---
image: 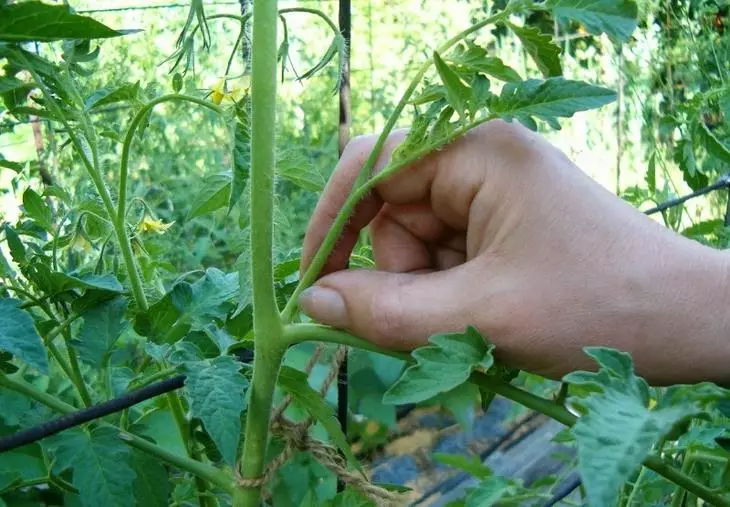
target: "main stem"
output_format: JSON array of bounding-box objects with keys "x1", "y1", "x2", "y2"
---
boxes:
[{"x1": 235, "y1": 1, "x2": 283, "y2": 506}]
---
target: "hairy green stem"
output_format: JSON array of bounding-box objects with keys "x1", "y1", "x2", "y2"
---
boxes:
[
  {"x1": 0, "y1": 373, "x2": 233, "y2": 493},
  {"x1": 281, "y1": 10, "x2": 512, "y2": 321},
  {"x1": 235, "y1": 1, "x2": 283, "y2": 506},
  {"x1": 282, "y1": 323, "x2": 730, "y2": 507},
  {"x1": 117, "y1": 94, "x2": 222, "y2": 311},
  {"x1": 235, "y1": 344, "x2": 286, "y2": 506},
  {"x1": 62, "y1": 333, "x2": 93, "y2": 407}
]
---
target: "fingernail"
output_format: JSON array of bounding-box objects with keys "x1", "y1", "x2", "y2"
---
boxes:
[{"x1": 299, "y1": 286, "x2": 349, "y2": 328}]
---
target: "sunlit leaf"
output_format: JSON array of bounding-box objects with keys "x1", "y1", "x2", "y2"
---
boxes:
[
  {"x1": 506, "y1": 23, "x2": 562, "y2": 77},
  {"x1": 546, "y1": 0, "x2": 639, "y2": 42},
  {"x1": 0, "y1": 2, "x2": 137, "y2": 42},
  {"x1": 22, "y1": 187, "x2": 53, "y2": 232},
  {"x1": 433, "y1": 50, "x2": 470, "y2": 119},
  {"x1": 490, "y1": 77, "x2": 616, "y2": 129}
]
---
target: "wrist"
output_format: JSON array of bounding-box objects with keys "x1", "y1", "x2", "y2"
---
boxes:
[{"x1": 639, "y1": 235, "x2": 730, "y2": 386}]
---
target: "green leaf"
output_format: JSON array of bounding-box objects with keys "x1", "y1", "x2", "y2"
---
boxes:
[
  {"x1": 172, "y1": 73, "x2": 183, "y2": 93},
  {"x1": 546, "y1": 0, "x2": 639, "y2": 42},
  {"x1": 187, "y1": 171, "x2": 231, "y2": 219},
  {"x1": 465, "y1": 477, "x2": 513, "y2": 507},
  {"x1": 278, "y1": 365, "x2": 363, "y2": 474},
  {"x1": 182, "y1": 355, "x2": 248, "y2": 465},
  {"x1": 645, "y1": 151, "x2": 656, "y2": 192},
  {"x1": 565, "y1": 347, "x2": 701, "y2": 506},
  {"x1": 490, "y1": 77, "x2": 616, "y2": 129},
  {"x1": 0, "y1": 448, "x2": 46, "y2": 490},
  {"x1": 447, "y1": 41, "x2": 522, "y2": 82},
  {"x1": 278, "y1": 151, "x2": 327, "y2": 193},
  {"x1": 185, "y1": 267, "x2": 239, "y2": 323},
  {"x1": 506, "y1": 23, "x2": 562, "y2": 77},
  {"x1": 4, "y1": 224, "x2": 26, "y2": 265},
  {"x1": 0, "y1": 298, "x2": 48, "y2": 374},
  {"x1": 228, "y1": 108, "x2": 251, "y2": 213},
  {"x1": 382, "y1": 326, "x2": 493, "y2": 405},
  {"x1": 25, "y1": 263, "x2": 124, "y2": 296},
  {"x1": 73, "y1": 296, "x2": 128, "y2": 368},
  {"x1": 698, "y1": 123, "x2": 730, "y2": 164},
  {"x1": 84, "y1": 82, "x2": 140, "y2": 110},
  {"x1": 0, "y1": 2, "x2": 135, "y2": 42},
  {"x1": 433, "y1": 452, "x2": 492, "y2": 480},
  {"x1": 22, "y1": 188, "x2": 53, "y2": 232},
  {"x1": 433, "y1": 51, "x2": 470, "y2": 118},
  {"x1": 131, "y1": 451, "x2": 170, "y2": 507},
  {"x1": 0, "y1": 76, "x2": 25, "y2": 95},
  {"x1": 47, "y1": 426, "x2": 136, "y2": 507}
]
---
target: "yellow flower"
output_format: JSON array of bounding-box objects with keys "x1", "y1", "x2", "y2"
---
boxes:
[
  {"x1": 72, "y1": 233, "x2": 92, "y2": 252},
  {"x1": 210, "y1": 76, "x2": 250, "y2": 105},
  {"x1": 138, "y1": 215, "x2": 174, "y2": 235}
]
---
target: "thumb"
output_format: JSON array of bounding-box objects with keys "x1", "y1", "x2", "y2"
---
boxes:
[{"x1": 298, "y1": 266, "x2": 479, "y2": 350}]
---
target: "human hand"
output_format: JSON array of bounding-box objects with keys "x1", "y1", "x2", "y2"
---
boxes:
[{"x1": 299, "y1": 120, "x2": 730, "y2": 385}]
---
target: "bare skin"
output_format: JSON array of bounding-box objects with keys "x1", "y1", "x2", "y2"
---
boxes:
[{"x1": 299, "y1": 120, "x2": 730, "y2": 386}]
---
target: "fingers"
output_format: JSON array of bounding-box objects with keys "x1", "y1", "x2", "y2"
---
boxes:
[
  {"x1": 300, "y1": 131, "x2": 407, "y2": 276},
  {"x1": 298, "y1": 262, "x2": 484, "y2": 350}
]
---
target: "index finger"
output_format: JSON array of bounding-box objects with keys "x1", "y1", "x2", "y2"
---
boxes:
[{"x1": 301, "y1": 127, "x2": 445, "y2": 276}]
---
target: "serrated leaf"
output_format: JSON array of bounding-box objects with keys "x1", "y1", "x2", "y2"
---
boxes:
[
  {"x1": 546, "y1": 0, "x2": 639, "y2": 42},
  {"x1": 4, "y1": 224, "x2": 26, "y2": 265},
  {"x1": 506, "y1": 23, "x2": 562, "y2": 77},
  {"x1": 433, "y1": 51, "x2": 470, "y2": 119},
  {"x1": 490, "y1": 77, "x2": 616, "y2": 128},
  {"x1": 383, "y1": 326, "x2": 493, "y2": 405},
  {"x1": 182, "y1": 355, "x2": 248, "y2": 465},
  {"x1": 447, "y1": 41, "x2": 522, "y2": 82},
  {"x1": 187, "y1": 172, "x2": 231, "y2": 219},
  {"x1": 0, "y1": 298, "x2": 48, "y2": 374},
  {"x1": 698, "y1": 122, "x2": 730, "y2": 164},
  {"x1": 465, "y1": 477, "x2": 513, "y2": 506},
  {"x1": 565, "y1": 347, "x2": 701, "y2": 506},
  {"x1": 278, "y1": 157, "x2": 326, "y2": 192},
  {"x1": 132, "y1": 451, "x2": 170, "y2": 507},
  {"x1": 433, "y1": 452, "x2": 492, "y2": 480},
  {"x1": 47, "y1": 426, "x2": 136, "y2": 507},
  {"x1": 22, "y1": 187, "x2": 53, "y2": 232},
  {"x1": 0, "y1": 2, "x2": 135, "y2": 42},
  {"x1": 85, "y1": 82, "x2": 140, "y2": 110},
  {"x1": 278, "y1": 365, "x2": 363, "y2": 474},
  {"x1": 73, "y1": 296, "x2": 128, "y2": 368},
  {"x1": 646, "y1": 151, "x2": 656, "y2": 192}
]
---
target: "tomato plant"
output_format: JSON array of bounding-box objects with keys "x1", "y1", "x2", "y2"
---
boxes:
[{"x1": 0, "y1": 1, "x2": 729, "y2": 507}]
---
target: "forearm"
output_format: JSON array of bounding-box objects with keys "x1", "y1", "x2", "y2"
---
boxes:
[{"x1": 634, "y1": 233, "x2": 730, "y2": 386}]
